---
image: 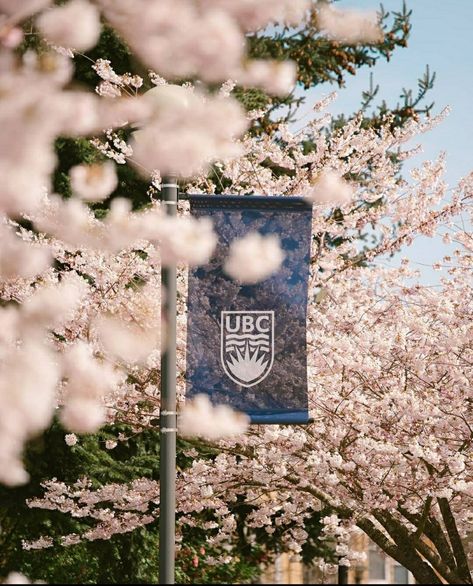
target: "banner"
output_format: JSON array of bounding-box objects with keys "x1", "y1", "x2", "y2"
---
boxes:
[{"x1": 186, "y1": 195, "x2": 312, "y2": 424}]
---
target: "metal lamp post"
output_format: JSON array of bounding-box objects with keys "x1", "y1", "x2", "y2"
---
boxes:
[
  {"x1": 159, "y1": 176, "x2": 178, "y2": 584},
  {"x1": 338, "y1": 561, "x2": 349, "y2": 584}
]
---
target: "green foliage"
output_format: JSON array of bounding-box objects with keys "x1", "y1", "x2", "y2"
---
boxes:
[
  {"x1": 0, "y1": 421, "x2": 160, "y2": 584},
  {"x1": 245, "y1": 1, "x2": 429, "y2": 134},
  {"x1": 332, "y1": 65, "x2": 436, "y2": 133},
  {"x1": 0, "y1": 422, "x2": 265, "y2": 584}
]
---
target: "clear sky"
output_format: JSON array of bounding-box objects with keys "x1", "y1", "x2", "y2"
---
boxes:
[{"x1": 306, "y1": 0, "x2": 473, "y2": 283}]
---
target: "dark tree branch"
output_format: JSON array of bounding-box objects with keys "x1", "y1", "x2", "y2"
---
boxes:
[
  {"x1": 357, "y1": 516, "x2": 441, "y2": 584},
  {"x1": 438, "y1": 497, "x2": 472, "y2": 583},
  {"x1": 398, "y1": 506, "x2": 458, "y2": 574}
]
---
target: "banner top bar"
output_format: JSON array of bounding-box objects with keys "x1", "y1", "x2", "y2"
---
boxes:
[{"x1": 185, "y1": 193, "x2": 312, "y2": 211}]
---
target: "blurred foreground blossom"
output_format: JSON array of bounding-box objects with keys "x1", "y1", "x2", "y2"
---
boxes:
[
  {"x1": 306, "y1": 171, "x2": 354, "y2": 205},
  {"x1": 224, "y1": 232, "x2": 285, "y2": 284},
  {"x1": 0, "y1": 51, "x2": 149, "y2": 218},
  {"x1": 21, "y1": 274, "x2": 89, "y2": 331},
  {"x1": 94, "y1": 314, "x2": 160, "y2": 365},
  {"x1": 98, "y1": 0, "x2": 299, "y2": 93},
  {"x1": 317, "y1": 4, "x2": 384, "y2": 44},
  {"x1": 0, "y1": 223, "x2": 51, "y2": 280},
  {"x1": 36, "y1": 0, "x2": 101, "y2": 52},
  {"x1": 152, "y1": 214, "x2": 218, "y2": 266},
  {"x1": 3, "y1": 572, "x2": 39, "y2": 584},
  {"x1": 0, "y1": 0, "x2": 50, "y2": 19},
  {"x1": 178, "y1": 394, "x2": 249, "y2": 440},
  {"x1": 69, "y1": 162, "x2": 118, "y2": 202},
  {"x1": 237, "y1": 59, "x2": 297, "y2": 96},
  {"x1": 131, "y1": 89, "x2": 248, "y2": 177},
  {"x1": 60, "y1": 341, "x2": 123, "y2": 434},
  {"x1": 197, "y1": 0, "x2": 310, "y2": 31},
  {"x1": 0, "y1": 342, "x2": 59, "y2": 486}
]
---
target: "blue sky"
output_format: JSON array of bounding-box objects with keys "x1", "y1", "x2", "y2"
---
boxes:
[{"x1": 306, "y1": 0, "x2": 473, "y2": 283}]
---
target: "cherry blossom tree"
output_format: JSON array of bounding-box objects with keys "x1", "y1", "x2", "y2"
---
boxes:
[
  {"x1": 23, "y1": 100, "x2": 473, "y2": 584},
  {"x1": 0, "y1": 1, "x2": 472, "y2": 585}
]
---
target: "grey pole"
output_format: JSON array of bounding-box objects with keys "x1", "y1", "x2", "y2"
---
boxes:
[
  {"x1": 338, "y1": 561, "x2": 349, "y2": 584},
  {"x1": 159, "y1": 176, "x2": 178, "y2": 584}
]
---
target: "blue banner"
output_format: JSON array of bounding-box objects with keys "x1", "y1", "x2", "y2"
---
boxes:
[{"x1": 186, "y1": 195, "x2": 312, "y2": 424}]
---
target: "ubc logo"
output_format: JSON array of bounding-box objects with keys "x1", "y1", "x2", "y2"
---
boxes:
[{"x1": 221, "y1": 311, "x2": 274, "y2": 387}]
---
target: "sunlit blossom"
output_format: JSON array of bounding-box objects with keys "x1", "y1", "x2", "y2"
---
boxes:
[
  {"x1": 37, "y1": 0, "x2": 101, "y2": 52},
  {"x1": 317, "y1": 4, "x2": 384, "y2": 44},
  {"x1": 70, "y1": 162, "x2": 118, "y2": 202},
  {"x1": 178, "y1": 394, "x2": 249, "y2": 440},
  {"x1": 224, "y1": 232, "x2": 285, "y2": 284}
]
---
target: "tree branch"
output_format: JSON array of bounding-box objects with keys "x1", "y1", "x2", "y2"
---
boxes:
[
  {"x1": 398, "y1": 505, "x2": 458, "y2": 574},
  {"x1": 357, "y1": 516, "x2": 442, "y2": 584},
  {"x1": 373, "y1": 512, "x2": 445, "y2": 584},
  {"x1": 438, "y1": 497, "x2": 472, "y2": 583}
]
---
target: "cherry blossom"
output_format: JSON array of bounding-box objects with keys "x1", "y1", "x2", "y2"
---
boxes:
[
  {"x1": 36, "y1": 0, "x2": 101, "y2": 52},
  {"x1": 2, "y1": 572, "x2": 36, "y2": 584},
  {"x1": 131, "y1": 89, "x2": 248, "y2": 177},
  {"x1": 224, "y1": 232, "x2": 285, "y2": 284},
  {"x1": 179, "y1": 394, "x2": 250, "y2": 440},
  {"x1": 305, "y1": 170, "x2": 354, "y2": 206},
  {"x1": 64, "y1": 434, "x2": 78, "y2": 447},
  {"x1": 0, "y1": 0, "x2": 50, "y2": 20},
  {"x1": 69, "y1": 162, "x2": 118, "y2": 202},
  {"x1": 316, "y1": 4, "x2": 384, "y2": 44}
]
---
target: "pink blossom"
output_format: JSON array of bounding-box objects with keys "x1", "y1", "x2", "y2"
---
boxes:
[
  {"x1": 3, "y1": 572, "x2": 34, "y2": 584},
  {"x1": 198, "y1": 0, "x2": 310, "y2": 31},
  {"x1": 22, "y1": 274, "x2": 89, "y2": 331},
  {"x1": 0, "y1": 223, "x2": 51, "y2": 280},
  {"x1": 238, "y1": 60, "x2": 297, "y2": 96},
  {"x1": 0, "y1": 0, "x2": 50, "y2": 19},
  {"x1": 37, "y1": 0, "x2": 101, "y2": 52},
  {"x1": 70, "y1": 162, "x2": 118, "y2": 202},
  {"x1": 0, "y1": 342, "x2": 59, "y2": 485},
  {"x1": 224, "y1": 232, "x2": 285, "y2": 284},
  {"x1": 65, "y1": 433, "x2": 78, "y2": 447},
  {"x1": 179, "y1": 395, "x2": 249, "y2": 440},
  {"x1": 305, "y1": 171, "x2": 354, "y2": 205},
  {"x1": 99, "y1": 0, "x2": 244, "y2": 83},
  {"x1": 0, "y1": 27, "x2": 24, "y2": 48},
  {"x1": 148, "y1": 214, "x2": 217, "y2": 267},
  {"x1": 131, "y1": 90, "x2": 247, "y2": 177},
  {"x1": 61, "y1": 398, "x2": 106, "y2": 434},
  {"x1": 94, "y1": 314, "x2": 160, "y2": 365},
  {"x1": 317, "y1": 5, "x2": 384, "y2": 44}
]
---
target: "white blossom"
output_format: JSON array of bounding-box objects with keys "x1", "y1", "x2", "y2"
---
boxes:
[
  {"x1": 317, "y1": 4, "x2": 384, "y2": 44},
  {"x1": 0, "y1": 224, "x2": 51, "y2": 280},
  {"x1": 131, "y1": 89, "x2": 247, "y2": 177},
  {"x1": 61, "y1": 398, "x2": 106, "y2": 434},
  {"x1": 0, "y1": 0, "x2": 50, "y2": 19},
  {"x1": 65, "y1": 433, "x2": 78, "y2": 447},
  {"x1": 152, "y1": 215, "x2": 218, "y2": 266},
  {"x1": 305, "y1": 171, "x2": 354, "y2": 205},
  {"x1": 3, "y1": 572, "x2": 34, "y2": 584},
  {"x1": 94, "y1": 314, "x2": 159, "y2": 365},
  {"x1": 37, "y1": 0, "x2": 101, "y2": 52},
  {"x1": 70, "y1": 162, "x2": 118, "y2": 202},
  {"x1": 179, "y1": 394, "x2": 249, "y2": 440},
  {"x1": 224, "y1": 232, "x2": 285, "y2": 284}
]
